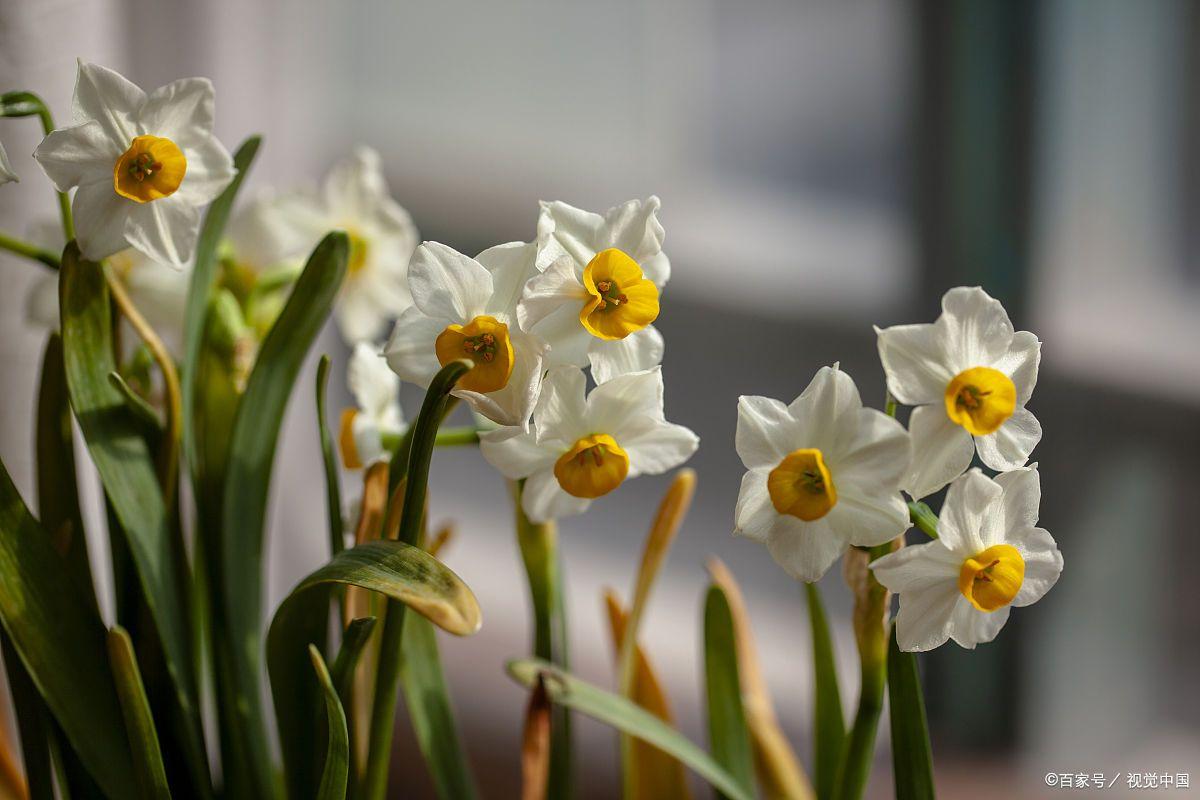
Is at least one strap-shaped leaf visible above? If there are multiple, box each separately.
[805,582,844,800]
[507,660,754,800]
[704,586,756,800]
[220,232,348,798]
[0,457,136,798]
[59,244,209,791]
[316,355,344,559]
[309,646,350,800]
[887,626,935,800]
[268,540,480,800]
[107,627,171,799]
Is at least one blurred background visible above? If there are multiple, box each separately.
[2,0,1199,797]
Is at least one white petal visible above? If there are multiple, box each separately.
[408,241,492,322]
[638,252,670,289]
[226,194,313,271]
[323,146,387,218]
[824,489,909,547]
[33,122,120,191]
[939,286,1015,371]
[870,540,961,593]
[735,395,801,470]
[994,330,1040,405]
[938,469,1001,557]
[828,408,910,494]
[477,241,538,320]
[479,429,556,480]
[587,368,665,436]
[383,305,445,387]
[72,61,144,143]
[974,406,1041,472]
[787,366,861,453]
[0,140,17,184]
[948,600,1011,649]
[532,366,590,448]
[894,583,961,652]
[619,419,698,477]
[521,469,591,523]
[904,404,974,500]
[733,470,775,542]
[73,182,133,262]
[604,196,668,283]
[535,200,604,270]
[173,133,235,207]
[532,303,591,368]
[337,277,393,344]
[875,322,953,405]
[351,414,386,466]
[137,77,214,143]
[518,255,586,330]
[348,341,400,419]
[1008,526,1062,607]
[764,516,848,583]
[124,198,200,268]
[992,466,1041,540]
[588,326,664,384]
[453,330,547,428]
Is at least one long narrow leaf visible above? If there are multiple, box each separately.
[1,632,51,800]
[316,355,344,558]
[887,626,935,800]
[0,457,137,798]
[309,646,350,800]
[107,627,172,800]
[220,232,348,798]
[704,586,756,800]
[267,539,481,800]
[805,582,844,800]
[59,244,210,793]
[507,660,754,800]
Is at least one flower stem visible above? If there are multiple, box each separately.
[0,231,59,269]
[105,264,181,512]
[907,501,939,539]
[1,91,74,239]
[513,481,573,798]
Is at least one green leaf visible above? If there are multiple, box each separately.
[220,232,349,798]
[401,615,479,799]
[887,626,935,800]
[316,355,344,559]
[330,616,376,777]
[108,371,164,434]
[59,244,210,793]
[267,539,481,800]
[107,627,172,800]
[0,457,137,798]
[507,660,754,800]
[805,582,844,800]
[703,585,755,800]
[1,631,56,800]
[309,646,350,800]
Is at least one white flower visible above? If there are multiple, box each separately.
[274,147,418,343]
[1,139,19,184]
[518,197,669,383]
[339,342,405,468]
[870,467,1062,652]
[876,286,1042,499]
[384,240,547,428]
[225,192,311,275]
[33,61,235,267]
[480,366,698,523]
[734,366,911,583]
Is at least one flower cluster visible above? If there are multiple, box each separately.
[734,287,1063,652]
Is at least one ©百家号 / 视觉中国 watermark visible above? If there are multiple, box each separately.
[1044,772,1191,790]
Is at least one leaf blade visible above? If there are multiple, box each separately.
[805,582,845,800]
[704,586,756,800]
[309,646,350,800]
[887,625,936,800]
[107,627,172,800]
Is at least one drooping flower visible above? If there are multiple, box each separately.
[870,467,1062,652]
[384,240,547,428]
[33,61,236,267]
[1,139,18,184]
[734,366,911,583]
[480,366,698,523]
[339,342,405,468]
[273,147,418,343]
[876,286,1042,499]
[518,197,669,383]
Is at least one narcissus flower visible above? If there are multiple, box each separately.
[479,366,698,523]
[384,241,547,428]
[1,139,18,184]
[273,147,418,343]
[870,467,1062,651]
[33,61,235,267]
[876,286,1042,499]
[734,366,911,583]
[518,197,669,383]
[339,342,404,468]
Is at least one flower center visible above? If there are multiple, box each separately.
[434,314,514,394]
[347,230,369,276]
[943,366,1017,435]
[554,433,630,498]
[114,135,187,203]
[579,248,660,340]
[767,448,837,521]
[958,544,1024,612]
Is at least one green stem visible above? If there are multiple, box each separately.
[907,502,939,539]
[0,231,59,269]
[380,426,479,452]
[513,481,573,798]
[805,582,845,800]
[362,360,470,800]
[1,91,73,239]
